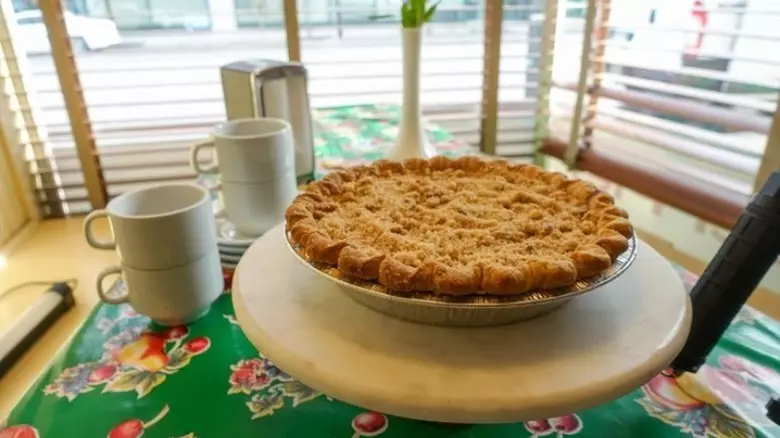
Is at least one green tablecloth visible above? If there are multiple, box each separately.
[5,106,780,437]
[311,105,479,174]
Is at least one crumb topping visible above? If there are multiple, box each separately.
[285,157,633,295]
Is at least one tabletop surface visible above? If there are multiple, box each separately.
[3,105,780,437]
[4,259,780,437]
[233,226,692,423]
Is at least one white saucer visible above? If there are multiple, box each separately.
[216,217,258,247]
[219,245,248,256]
[220,253,242,264]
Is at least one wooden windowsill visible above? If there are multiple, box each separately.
[541,137,745,229]
[638,230,780,322]
[0,218,117,418]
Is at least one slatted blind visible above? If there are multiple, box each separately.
[8,0,557,217]
[491,0,548,160]
[5,0,566,218]
[294,0,560,160]
[551,0,778,200]
[295,0,487,150]
[0,138,28,246]
[18,2,291,216]
[0,0,42,233]
[11,0,778,221]
[0,8,26,245]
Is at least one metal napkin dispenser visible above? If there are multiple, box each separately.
[220,60,315,184]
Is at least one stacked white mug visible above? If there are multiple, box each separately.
[84,183,223,325]
[190,118,298,238]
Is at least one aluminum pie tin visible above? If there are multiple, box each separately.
[285,233,638,327]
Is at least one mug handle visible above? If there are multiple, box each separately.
[190,140,218,174]
[83,210,116,250]
[96,266,129,305]
[205,182,224,218]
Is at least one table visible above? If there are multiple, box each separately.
[0,219,119,416]
[4,105,780,437]
[5,262,780,437]
[233,227,691,423]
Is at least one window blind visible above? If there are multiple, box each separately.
[490,1,551,160]
[0,10,28,244]
[21,0,775,223]
[551,0,777,203]
[7,0,567,218]
[0,137,28,246]
[0,1,57,225]
[296,0,489,150]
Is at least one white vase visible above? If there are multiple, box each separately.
[388,28,436,161]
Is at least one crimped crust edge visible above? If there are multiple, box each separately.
[285,156,633,295]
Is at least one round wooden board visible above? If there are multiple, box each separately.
[233,225,692,423]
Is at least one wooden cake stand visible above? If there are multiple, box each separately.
[232,225,692,423]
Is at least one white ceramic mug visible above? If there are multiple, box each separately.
[96,249,223,326]
[190,118,295,183]
[217,175,297,236]
[83,183,218,270]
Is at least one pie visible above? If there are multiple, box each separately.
[285,156,633,296]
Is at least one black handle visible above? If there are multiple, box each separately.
[671,171,780,373]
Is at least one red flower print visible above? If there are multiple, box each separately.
[0,425,39,438]
[351,412,388,437]
[231,368,270,389]
[236,359,262,371]
[550,415,582,434]
[525,419,552,434]
[163,325,189,341]
[228,359,272,394]
[524,414,582,436]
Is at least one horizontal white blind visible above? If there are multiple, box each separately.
[297,1,487,148]
[0,145,27,245]
[0,6,28,241]
[495,2,548,160]
[1,4,72,219]
[10,0,567,218]
[18,1,556,215]
[552,0,776,199]
[27,39,280,208]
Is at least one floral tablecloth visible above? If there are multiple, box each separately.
[311,104,478,174]
[4,106,780,437]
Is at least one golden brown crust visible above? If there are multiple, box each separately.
[571,245,613,277]
[286,157,633,295]
[337,246,385,280]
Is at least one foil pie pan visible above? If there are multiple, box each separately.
[285,233,638,327]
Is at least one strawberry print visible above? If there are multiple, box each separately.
[45,321,210,400]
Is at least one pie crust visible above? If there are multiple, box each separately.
[285,156,633,296]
